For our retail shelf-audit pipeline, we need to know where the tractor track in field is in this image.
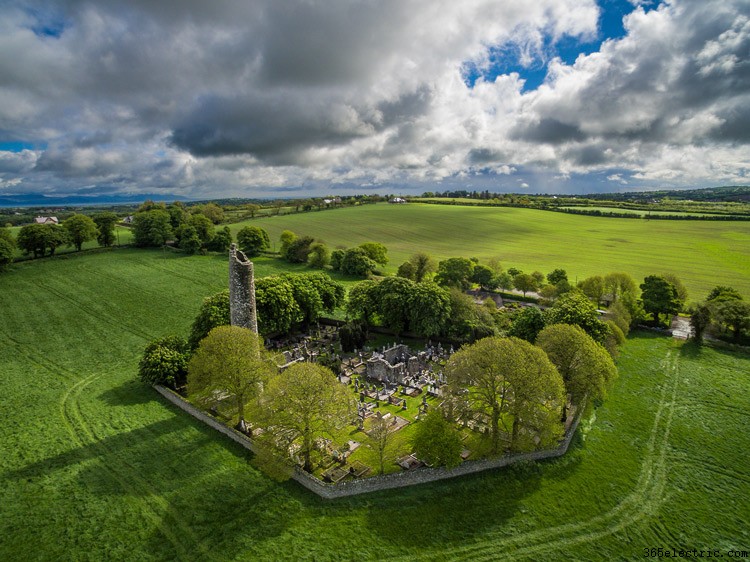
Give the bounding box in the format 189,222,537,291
29,278,156,342
403,350,681,561
57,363,214,561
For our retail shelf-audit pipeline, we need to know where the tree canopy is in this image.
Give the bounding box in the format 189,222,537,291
138,335,190,389
536,324,617,407
93,212,119,247
545,291,609,343
411,409,462,468
445,336,565,452
640,275,682,325
254,362,354,472
237,226,270,257
435,257,475,289
133,209,173,247
188,326,277,430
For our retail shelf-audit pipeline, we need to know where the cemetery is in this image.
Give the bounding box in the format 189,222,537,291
171,245,580,490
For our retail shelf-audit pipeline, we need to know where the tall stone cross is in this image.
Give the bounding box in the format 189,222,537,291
229,243,258,334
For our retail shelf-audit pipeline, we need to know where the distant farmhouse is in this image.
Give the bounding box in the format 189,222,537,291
122,215,134,224
389,197,407,204
34,216,58,224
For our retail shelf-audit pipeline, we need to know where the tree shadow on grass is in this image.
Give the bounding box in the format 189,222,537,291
98,378,155,406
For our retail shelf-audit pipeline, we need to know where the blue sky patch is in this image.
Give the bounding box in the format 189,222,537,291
463,0,664,92
0,141,45,152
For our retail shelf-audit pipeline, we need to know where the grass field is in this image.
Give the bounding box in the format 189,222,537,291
1,249,749,560
232,203,750,301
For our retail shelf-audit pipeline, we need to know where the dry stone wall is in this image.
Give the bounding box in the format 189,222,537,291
155,385,583,499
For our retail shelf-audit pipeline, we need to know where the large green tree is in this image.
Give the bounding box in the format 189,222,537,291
254,363,355,472
92,212,119,247
346,279,379,324
408,252,437,282
237,226,270,257
435,257,475,289
63,215,98,251
536,324,617,410
513,273,538,297
545,291,609,343
133,209,173,247
411,409,462,468
640,275,682,325
188,326,278,431
358,242,388,266
0,228,15,271
188,290,230,349
17,223,68,257
604,272,637,303
578,275,605,306
407,281,452,338
341,247,378,276
508,306,546,342
138,335,190,389
255,277,301,335
445,336,565,452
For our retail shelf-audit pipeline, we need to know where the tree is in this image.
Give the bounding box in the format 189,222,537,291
166,202,189,229
513,273,538,297
138,336,190,389
254,363,355,472
346,279,379,324
445,336,564,452
471,264,495,290
397,261,416,280
368,414,398,475
330,248,345,271
279,230,297,256
307,242,330,269
604,272,637,303
17,224,49,258
545,290,609,343
408,252,437,282
358,242,388,266
255,277,301,335
435,257,475,289
284,235,315,263
177,225,202,255
546,269,568,286
188,290,230,349
246,204,261,218
713,300,750,340
207,226,232,252
536,324,617,410
0,228,15,271
690,303,712,344
237,225,270,257
640,275,682,325
93,212,119,247
578,275,605,306
341,247,377,276
411,409,462,468
662,273,688,306
279,272,344,329
407,281,451,338
373,276,414,336
17,223,68,257
445,288,497,342
707,286,743,303
188,326,277,431
605,300,632,336
197,202,224,224
508,306,546,342
339,320,368,352
132,209,173,247
189,214,215,246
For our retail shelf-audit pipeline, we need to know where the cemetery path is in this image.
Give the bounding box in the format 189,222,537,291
405,350,680,561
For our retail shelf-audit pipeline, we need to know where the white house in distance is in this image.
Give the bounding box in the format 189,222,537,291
389,197,407,204
34,216,58,224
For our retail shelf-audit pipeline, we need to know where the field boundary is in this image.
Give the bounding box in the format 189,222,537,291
154,384,582,499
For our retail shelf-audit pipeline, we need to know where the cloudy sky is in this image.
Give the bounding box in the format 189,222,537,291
1,0,749,200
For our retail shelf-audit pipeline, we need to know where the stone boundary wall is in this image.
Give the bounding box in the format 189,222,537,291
155,385,582,500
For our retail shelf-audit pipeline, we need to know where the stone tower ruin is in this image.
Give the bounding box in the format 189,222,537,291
229,243,258,334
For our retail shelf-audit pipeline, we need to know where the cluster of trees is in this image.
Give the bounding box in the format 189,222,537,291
691,286,750,343
12,212,120,260
0,227,16,271
132,201,231,254
330,242,388,276
416,325,617,461
146,325,355,474
188,272,345,345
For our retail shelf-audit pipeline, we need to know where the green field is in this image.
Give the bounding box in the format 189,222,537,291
233,203,750,301
1,249,748,560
